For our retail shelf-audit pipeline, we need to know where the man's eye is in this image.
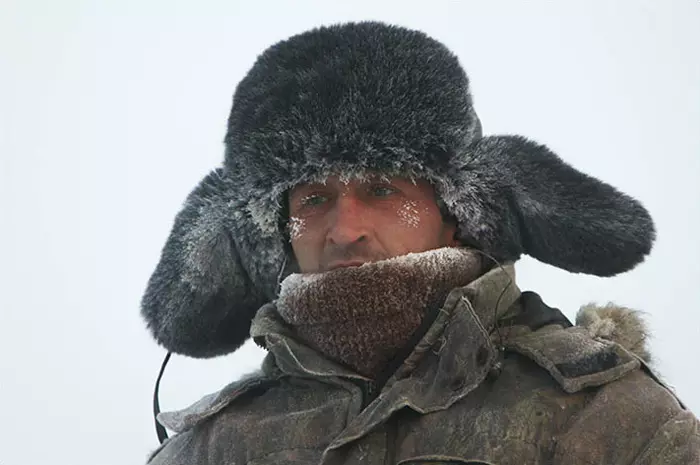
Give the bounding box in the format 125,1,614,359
369,185,397,197
301,194,328,206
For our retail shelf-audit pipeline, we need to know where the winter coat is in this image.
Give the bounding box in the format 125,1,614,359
147,266,700,464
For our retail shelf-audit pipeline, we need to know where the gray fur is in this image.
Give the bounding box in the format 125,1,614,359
141,170,267,357
141,21,655,357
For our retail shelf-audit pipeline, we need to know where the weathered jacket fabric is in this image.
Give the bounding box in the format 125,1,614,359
148,267,700,464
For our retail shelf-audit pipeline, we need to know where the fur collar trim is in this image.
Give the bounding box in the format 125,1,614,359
576,304,651,363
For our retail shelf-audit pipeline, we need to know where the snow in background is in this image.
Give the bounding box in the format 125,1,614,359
1,1,698,464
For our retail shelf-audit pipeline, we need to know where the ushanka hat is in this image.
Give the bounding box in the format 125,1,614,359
141,21,655,359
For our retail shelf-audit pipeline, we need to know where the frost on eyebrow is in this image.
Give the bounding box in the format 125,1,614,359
398,200,422,228
288,217,307,240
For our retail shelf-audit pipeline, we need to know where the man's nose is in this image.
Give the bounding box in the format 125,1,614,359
326,196,370,246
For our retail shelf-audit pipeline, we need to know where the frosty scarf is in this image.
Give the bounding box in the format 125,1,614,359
276,247,484,378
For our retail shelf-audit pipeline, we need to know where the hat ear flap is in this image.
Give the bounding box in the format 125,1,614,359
141,169,265,358
452,135,655,276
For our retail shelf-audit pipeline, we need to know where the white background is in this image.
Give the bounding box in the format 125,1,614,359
2,1,699,464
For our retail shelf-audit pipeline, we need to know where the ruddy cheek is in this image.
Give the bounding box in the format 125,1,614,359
288,217,307,240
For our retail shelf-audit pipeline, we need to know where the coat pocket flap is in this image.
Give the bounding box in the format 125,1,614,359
505,326,640,393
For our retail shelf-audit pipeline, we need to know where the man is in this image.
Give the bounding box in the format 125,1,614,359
141,21,699,464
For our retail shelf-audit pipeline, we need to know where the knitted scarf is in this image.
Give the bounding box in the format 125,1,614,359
276,247,483,378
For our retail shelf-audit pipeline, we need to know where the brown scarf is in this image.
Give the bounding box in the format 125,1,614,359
276,247,484,378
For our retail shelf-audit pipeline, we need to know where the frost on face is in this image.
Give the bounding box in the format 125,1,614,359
398,200,422,228
288,217,307,240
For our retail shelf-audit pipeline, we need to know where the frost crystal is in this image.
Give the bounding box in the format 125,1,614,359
288,217,306,240
398,200,421,228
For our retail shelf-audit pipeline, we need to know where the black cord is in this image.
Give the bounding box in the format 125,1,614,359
153,352,172,444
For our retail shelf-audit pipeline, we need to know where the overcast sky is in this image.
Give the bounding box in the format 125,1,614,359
2,1,699,464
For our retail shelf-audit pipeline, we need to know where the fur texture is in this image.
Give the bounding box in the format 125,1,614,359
141,21,656,358
576,304,651,362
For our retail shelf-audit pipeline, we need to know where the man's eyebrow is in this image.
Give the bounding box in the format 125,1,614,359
373,177,414,186
290,183,329,196
293,182,322,189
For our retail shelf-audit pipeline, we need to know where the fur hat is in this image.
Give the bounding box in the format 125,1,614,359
141,21,655,358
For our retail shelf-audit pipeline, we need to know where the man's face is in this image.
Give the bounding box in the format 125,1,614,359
287,175,460,273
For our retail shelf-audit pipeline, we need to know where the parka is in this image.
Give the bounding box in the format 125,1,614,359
147,266,700,464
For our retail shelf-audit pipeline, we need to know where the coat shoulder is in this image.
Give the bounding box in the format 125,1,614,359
504,301,698,463
146,368,353,464
552,368,695,464
156,369,276,435
146,370,281,464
